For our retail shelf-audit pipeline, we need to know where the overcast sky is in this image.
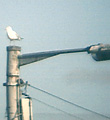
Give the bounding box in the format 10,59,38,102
0,0,110,120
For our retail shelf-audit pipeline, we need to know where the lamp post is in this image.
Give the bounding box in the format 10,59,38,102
4,43,110,120
5,46,21,120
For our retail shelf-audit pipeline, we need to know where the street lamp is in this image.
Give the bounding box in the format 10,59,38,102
4,43,110,120
88,44,110,61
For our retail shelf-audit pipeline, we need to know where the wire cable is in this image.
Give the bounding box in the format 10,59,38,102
29,85,110,119
32,97,84,120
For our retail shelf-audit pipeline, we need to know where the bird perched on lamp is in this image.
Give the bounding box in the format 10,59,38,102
6,26,23,43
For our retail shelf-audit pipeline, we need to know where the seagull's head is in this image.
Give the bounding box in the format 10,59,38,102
6,26,12,32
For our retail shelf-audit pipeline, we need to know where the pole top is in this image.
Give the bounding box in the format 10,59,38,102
7,46,21,51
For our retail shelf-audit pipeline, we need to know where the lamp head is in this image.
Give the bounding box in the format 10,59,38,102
88,44,110,61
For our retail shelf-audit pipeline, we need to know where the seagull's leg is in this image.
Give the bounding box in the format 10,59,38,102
13,40,15,46
9,40,11,46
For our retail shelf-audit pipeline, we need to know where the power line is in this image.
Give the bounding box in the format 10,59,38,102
29,85,110,119
32,97,84,120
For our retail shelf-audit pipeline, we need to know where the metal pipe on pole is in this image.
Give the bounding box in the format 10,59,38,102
4,46,21,120
18,47,89,66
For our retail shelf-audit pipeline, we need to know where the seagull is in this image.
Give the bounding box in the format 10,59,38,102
6,26,23,41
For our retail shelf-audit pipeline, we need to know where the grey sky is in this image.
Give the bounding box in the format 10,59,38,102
0,0,110,119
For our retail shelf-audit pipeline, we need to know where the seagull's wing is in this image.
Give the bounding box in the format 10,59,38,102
14,31,23,40
15,32,21,40
8,30,21,40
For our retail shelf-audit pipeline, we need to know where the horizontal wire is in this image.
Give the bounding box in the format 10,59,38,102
32,97,84,120
29,85,110,119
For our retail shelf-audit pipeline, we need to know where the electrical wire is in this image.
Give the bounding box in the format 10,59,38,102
32,97,84,120
29,85,110,119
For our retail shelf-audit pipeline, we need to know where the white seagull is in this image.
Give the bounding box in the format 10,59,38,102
6,26,23,41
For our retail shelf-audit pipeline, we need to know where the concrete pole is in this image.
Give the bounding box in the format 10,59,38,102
6,46,21,120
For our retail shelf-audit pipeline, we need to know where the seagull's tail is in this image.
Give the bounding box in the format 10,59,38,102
19,37,24,40
21,37,24,40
